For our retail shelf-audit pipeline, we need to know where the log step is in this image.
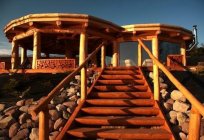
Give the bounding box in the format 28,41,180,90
103,70,140,75
75,116,165,126
86,99,155,106
81,107,159,116
67,127,172,139
90,92,152,99
96,79,145,85
100,75,143,80
93,85,148,92
105,66,139,70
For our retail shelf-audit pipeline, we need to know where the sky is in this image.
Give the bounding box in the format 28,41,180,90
0,0,204,56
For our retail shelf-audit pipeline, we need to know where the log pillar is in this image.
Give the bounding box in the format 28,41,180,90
39,110,49,140
138,43,142,66
181,41,186,66
79,32,87,100
21,47,27,64
101,45,106,69
32,31,41,69
152,37,160,101
112,41,119,67
11,40,19,69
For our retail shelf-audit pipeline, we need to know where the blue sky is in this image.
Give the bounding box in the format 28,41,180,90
0,0,204,55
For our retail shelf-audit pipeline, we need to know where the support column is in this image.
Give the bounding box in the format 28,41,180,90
79,32,87,100
32,31,41,69
181,41,186,66
152,37,160,101
21,47,27,64
112,41,119,67
101,45,106,69
11,40,19,69
138,43,142,66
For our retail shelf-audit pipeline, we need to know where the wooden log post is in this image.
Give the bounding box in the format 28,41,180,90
11,40,19,69
138,43,142,66
101,45,106,69
188,106,201,140
32,31,41,69
21,47,27,64
152,37,160,100
112,41,119,67
39,110,49,140
79,32,87,100
181,41,186,66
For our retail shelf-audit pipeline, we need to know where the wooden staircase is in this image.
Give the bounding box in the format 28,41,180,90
61,66,174,139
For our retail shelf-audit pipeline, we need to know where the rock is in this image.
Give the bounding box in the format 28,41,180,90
3,106,18,113
76,92,80,97
0,129,8,137
77,99,81,105
49,110,61,121
179,132,187,140
0,104,5,112
11,128,29,140
67,107,74,114
63,101,76,108
166,98,174,105
4,106,20,118
19,113,31,124
173,101,190,113
177,112,187,126
48,104,56,110
181,121,189,134
160,89,169,100
168,111,177,124
171,125,181,134
0,116,15,129
171,90,186,102
160,83,168,89
200,136,204,140
16,99,25,106
200,119,204,136
69,95,78,101
62,111,70,120
54,118,66,130
58,92,67,100
9,122,20,138
163,102,172,112
149,72,153,79
50,97,64,105
56,104,66,112
49,131,59,140
49,120,54,132
29,128,39,140
25,98,34,105
75,75,80,80
19,105,29,113
67,88,77,97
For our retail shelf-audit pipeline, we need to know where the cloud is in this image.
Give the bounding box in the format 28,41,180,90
0,49,11,55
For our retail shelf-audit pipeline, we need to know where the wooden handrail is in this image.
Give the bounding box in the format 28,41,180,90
138,39,204,117
30,42,106,117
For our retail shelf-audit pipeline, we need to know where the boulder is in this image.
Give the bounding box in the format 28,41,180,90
181,121,189,134
69,95,78,101
0,104,5,112
200,136,204,140
11,128,29,140
49,110,61,121
56,104,66,112
160,89,169,100
179,132,187,140
48,104,56,110
49,131,59,140
54,118,66,130
200,119,204,136
75,75,80,80
50,97,64,105
49,120,54,132
29,128,39,140
163,102,172,112
25,98,34,105
173,101,190,113
63,101,76,108
0,116,15,129
16,99,25,106
171,90,186,102
19,105,29,113
62,111,70,120
160,83,168,90
9,122,20,138
177,112,187,126
0,129,8,137
166,98,174,105
168,111,177,124
19,113,31,124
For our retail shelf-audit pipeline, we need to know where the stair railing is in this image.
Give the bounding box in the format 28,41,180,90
30,42,107,140
138,39,204,140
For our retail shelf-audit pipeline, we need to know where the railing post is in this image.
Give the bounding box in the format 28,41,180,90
138,43,142,66
101,45,106,69
188,106,201,140
112,41,119,67
79,32,87,100
181,41,186,66
39,110,49,140
152,37,160,100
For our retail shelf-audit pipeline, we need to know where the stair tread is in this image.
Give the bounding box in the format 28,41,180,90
97,79,145,85
100,75,143,80
75,116,165,126
67,127,172,139
105,66,139,70
86,99,155,106
90,92,152,99
103,70,140,75
81,107,159,115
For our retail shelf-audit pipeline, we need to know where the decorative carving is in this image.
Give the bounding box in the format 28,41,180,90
0,62,5,69
36,59,75,69
167,55,183,68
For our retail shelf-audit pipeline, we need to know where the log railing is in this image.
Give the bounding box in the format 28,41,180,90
30,42,106,140
138,39,204,140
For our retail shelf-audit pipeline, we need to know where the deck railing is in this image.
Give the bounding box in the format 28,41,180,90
30,42,106,140
138,39,204,140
